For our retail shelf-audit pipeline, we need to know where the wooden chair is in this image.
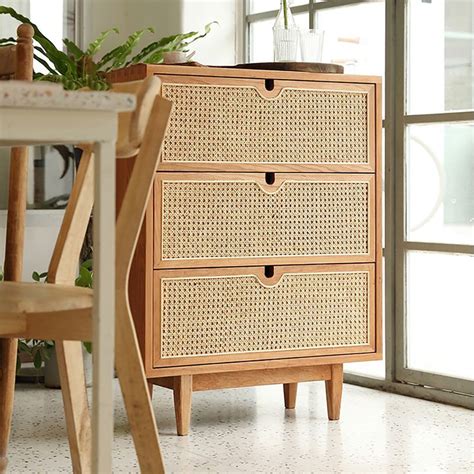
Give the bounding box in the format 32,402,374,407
0,23,33,473
0,76,172,473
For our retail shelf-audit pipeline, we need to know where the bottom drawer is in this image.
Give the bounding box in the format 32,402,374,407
153,264,376,368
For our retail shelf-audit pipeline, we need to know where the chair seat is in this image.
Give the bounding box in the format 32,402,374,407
0,282,93,340
0,281,93,313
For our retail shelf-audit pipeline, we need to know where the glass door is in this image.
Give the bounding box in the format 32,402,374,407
396,0,474,395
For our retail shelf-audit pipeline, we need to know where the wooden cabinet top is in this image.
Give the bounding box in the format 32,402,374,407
108,63,382,85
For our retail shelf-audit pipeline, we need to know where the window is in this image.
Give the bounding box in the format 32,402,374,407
0,0,77,211
0,0,77,280
245,0,474,406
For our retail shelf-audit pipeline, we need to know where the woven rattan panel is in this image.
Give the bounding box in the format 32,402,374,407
161,180,370,260
160,271,370,358
161,84,368,164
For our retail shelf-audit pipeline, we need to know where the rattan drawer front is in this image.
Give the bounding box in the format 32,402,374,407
153,264,376,367
155,173,375,268
158,76,375,172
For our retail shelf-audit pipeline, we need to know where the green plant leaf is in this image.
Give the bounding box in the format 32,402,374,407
32,271,40,282
83,342,92,354
81,259,93,270
63,38,85,59
85,27,119,56
186,21,217,46
97,27,154,71
139,22,216,65
75,265,93,288
0,36,16,45
33,349,42,369
18,340,30,353
33,54,58,75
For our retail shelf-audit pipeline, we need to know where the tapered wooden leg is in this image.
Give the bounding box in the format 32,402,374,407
115,300,164,474
283,383,298,409
0,339,17,474
147,381,154,399
325,364,343,421
56,340,91,474
173,375,192,436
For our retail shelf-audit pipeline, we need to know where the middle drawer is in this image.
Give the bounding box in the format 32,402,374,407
155,173,375,269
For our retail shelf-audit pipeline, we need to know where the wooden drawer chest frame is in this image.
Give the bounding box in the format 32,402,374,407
112,64,383,437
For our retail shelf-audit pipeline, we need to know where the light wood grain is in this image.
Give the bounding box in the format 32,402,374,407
114,91,172,473
0,339,17,474
48,147,94,285
150,366,330,392
108,63,382,86
146,351,382,379
283,383,298,409
325,364,343,420
191,366,330,391
0,282,92,314
173,375,192,436
55,341,92,474
375,79,384,358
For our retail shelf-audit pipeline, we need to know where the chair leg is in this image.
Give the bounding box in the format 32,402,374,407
147,381,154,399
0,338,17,474
283,383,298,409
173,375,192,436
325,364,343,421
56,340,91,474
115,301,164,474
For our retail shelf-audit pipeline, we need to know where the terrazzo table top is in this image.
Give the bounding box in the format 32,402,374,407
0,80,135,111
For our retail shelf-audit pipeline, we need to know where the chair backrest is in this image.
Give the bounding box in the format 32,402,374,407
1,24,34,282
47,77,172,290
0,24,33,81
113,78,172,291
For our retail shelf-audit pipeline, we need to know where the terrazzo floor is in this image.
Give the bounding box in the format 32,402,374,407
8,380,473,473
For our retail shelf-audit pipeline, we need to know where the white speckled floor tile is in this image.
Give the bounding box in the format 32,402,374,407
7,381,473,473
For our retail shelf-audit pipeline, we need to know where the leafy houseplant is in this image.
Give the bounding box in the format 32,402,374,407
0,5,215,90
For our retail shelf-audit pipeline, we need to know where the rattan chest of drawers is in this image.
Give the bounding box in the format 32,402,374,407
112,64,382,436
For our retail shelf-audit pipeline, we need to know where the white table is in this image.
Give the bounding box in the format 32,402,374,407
0,81,135,473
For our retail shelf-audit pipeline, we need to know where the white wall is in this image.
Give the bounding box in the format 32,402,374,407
82,0,240,65
0,211,64,280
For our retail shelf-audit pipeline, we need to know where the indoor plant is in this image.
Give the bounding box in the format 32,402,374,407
0,6,215,90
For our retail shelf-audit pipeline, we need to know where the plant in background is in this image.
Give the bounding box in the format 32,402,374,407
16,260,94,373
0,5,215,90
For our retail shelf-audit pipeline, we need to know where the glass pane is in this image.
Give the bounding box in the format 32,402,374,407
406,123,474,245
249,18,274,62
407,0,474,114
407,251,474,380
249,0,309,15
314,1,385,77
249,13,309,62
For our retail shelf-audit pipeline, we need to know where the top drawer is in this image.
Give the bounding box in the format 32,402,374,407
158,76,376,173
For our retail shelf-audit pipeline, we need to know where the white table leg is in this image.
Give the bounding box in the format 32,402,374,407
92,140,116,473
